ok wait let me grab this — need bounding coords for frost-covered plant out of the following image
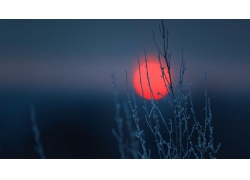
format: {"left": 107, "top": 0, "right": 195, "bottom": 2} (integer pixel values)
{"left": 111, "top": 73, "right": 139, "bottom": 159}
{"left": 112, "top": 20, "right": 220, "bottom": 159}
{"left": 30, "top": 104, "right": 46, "bottom": 159}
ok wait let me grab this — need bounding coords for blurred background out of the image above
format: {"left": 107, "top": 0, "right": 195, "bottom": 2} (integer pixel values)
{"left": 0, "top": 19, "right": 249, "bottom": 158}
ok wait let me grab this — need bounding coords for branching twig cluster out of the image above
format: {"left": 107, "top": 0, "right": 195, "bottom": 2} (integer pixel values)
{"left": 111, "top": 73, "right": 139, "bottom": 159}
{"left": 112, "top": 20, "right": 220, "bottom": 159}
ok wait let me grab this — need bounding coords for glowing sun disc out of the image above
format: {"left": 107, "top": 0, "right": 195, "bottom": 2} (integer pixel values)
{"left": 133, "top": 56, "right": 170, "bottom": 100}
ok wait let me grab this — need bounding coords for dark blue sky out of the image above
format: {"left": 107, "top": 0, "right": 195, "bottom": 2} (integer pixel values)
{"left": 0, "top": 20, "right": 250, "bottom": 158}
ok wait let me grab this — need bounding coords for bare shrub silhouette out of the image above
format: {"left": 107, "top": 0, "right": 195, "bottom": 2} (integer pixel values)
{"left": 112, "top": 20, "right": 220, "bottom": 159}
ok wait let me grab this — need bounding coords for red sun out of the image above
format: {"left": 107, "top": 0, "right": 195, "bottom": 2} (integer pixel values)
{"left": 133, "top": 56, "right": 170, "bottom": 100}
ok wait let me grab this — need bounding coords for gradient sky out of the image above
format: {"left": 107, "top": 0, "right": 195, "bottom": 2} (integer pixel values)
{"left": 1, "top": 20, "right": 249, "bottom": 94}
{"left": 0, "top": 20, "right": 250, "bottom": 158}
